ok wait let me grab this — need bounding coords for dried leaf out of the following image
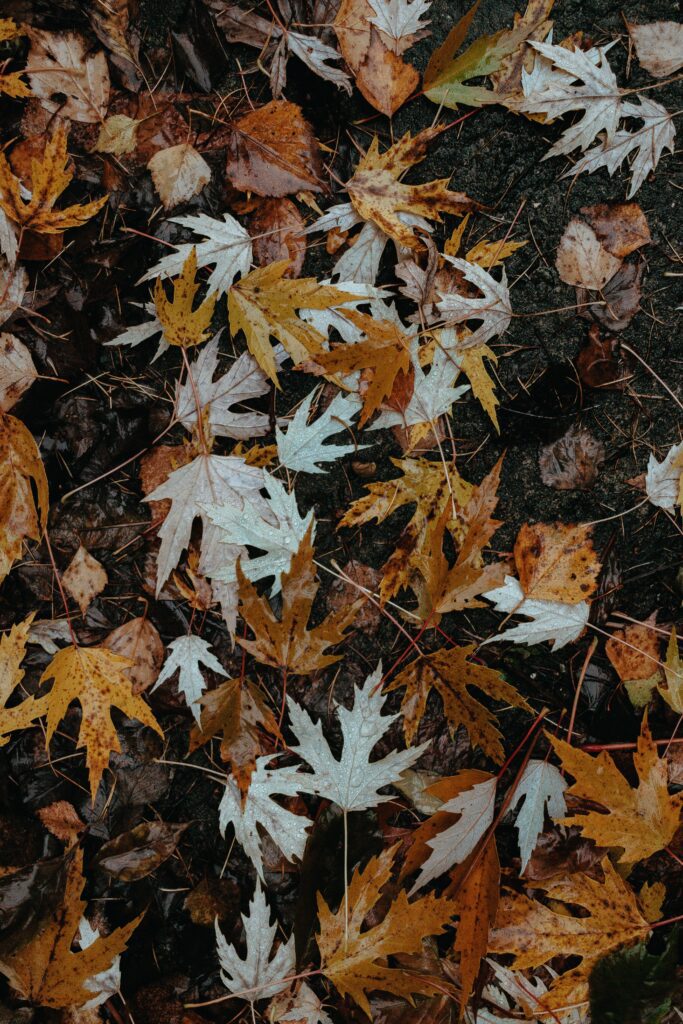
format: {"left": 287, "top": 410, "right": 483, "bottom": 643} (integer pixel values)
{"left": 539, "top": 424, "right": 606, "bottom": 491}
{"left": 102, "top": 617, "right": 164, "bottom": 694}
{"left": 62, "top": 545, "right": 108, "bottom": 616}
{"left": 226, "top": 100, "right": 323, "bottom": 196}
{"left": 0, "top": 333, "right": 36, "bottom": 412}
{"left": 94, "top": 822, "right": 188, "bottom": 881}
{"left": 580, "top": 202, "right": 650, "bottom": 258}
{"left": 556, "top": 218, "right": 622, "bottom": 291}
{"left": 0, "top": 412, "right": 49, "bottom": 583}
{"left": 514, "top": 522, "right": 601, "bottom": 603}
{"left": 454, "top": 839, "right": 500, "bottom": 1013}
{"left": 0, "top": 615, "right": 48, "bottom": 742}
{"left": 26, "top": 30, "right": 109, "bottom": 123}
{"left": 154, "top": 248, "right": 217, "bottom": 349}
{"left": 147, "top": 143, "right": 210, "bottom": 209}
{"left": 628, "top": 20, "right": 683, "bottom": 78}
{"left": 249, "top": 198, "right": 306, "bottom": 277}
{"left": 660, "top": 627, "right": 683, "bottom": 714}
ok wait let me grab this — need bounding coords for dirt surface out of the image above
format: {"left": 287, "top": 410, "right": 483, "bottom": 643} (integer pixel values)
{"left": 0, "top": 0, "right": 682, "bottom": 1019}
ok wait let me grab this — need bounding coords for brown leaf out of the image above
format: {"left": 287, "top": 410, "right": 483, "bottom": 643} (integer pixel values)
{"left": 577, "top": 260, "right": 644, "bottom": 332}
{"left": 335, "top": 0, "right": 419, "bottom": 115}
{"left": 184, "top": 876, "right": 239, "bottom": 926}
{"left": 62, "top": 545, "right": 108, "bottom": 616}
{"left": 605, "top": 614, "right": 662, "bottom": 684}
{"left": 539, "top": 424, "right": 606, "bottom": 491}
{"left": 103, "top": 616, "right": 165, "bottom": 694}
{"left": 36, "top": 803, "right": 84, "bottom": 846}
{"left": 94, "top": 822, "right": 189, "bottom": 881}
{"left": 0, "top": 412, "right": 49, "bottom": 584}
{"left": 26, "top": 30, "right": 109, "bottom": 124}
{"left": 575, "top": 325, "right": 630, "bottom": 389}
{"left": 248, "top": 198, "right": 306, "bottom": 277}
{"left": 580, "top": 202, "right": 651, "bottom": 258}
{"left": 225, "top": 100, "right": 323, "bottom": 196}
{"left": 524, "top": 825, "right": 607, "bottom": 882}
{"left": 326, "top": 560, "right": 383, "bottom": 633}
{"left": 514, "top": 521, "right": 601, "bottom": 603}
{"left": 556, "top": 218, "right": 622, "bottom": 291}
{"left": 237, "top": 525, "right": 361, "bottom": 673}
{"left": 452, "top": 840, "right": 499, "bottom": 1014}
{"left": 0, "top": 333, "right": 37, "bottom": 412}
{"left": 140, "top": 444, "right": 194, "bottom": 530}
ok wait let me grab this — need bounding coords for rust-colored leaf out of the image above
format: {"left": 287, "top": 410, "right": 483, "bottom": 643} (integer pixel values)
{"left": 225, "top": 100, "right": 323, "bottom": 196}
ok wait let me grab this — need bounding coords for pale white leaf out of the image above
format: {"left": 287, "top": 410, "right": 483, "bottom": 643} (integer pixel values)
{"left": 27, "top": 619, "right": 71, "bottom": 655}
{"left": 629, "top": 21, "right": 683, "bottom": 78}
{"left": 300, "top": 279, "right": 388, "bottom": 343}
{"left": 0, "top": 333, "right": 37, "bottom": 412}
{"left": 437, "top": 258, "right": 512, "bottom": 348}
{"left": 276, "top": 389, "right": 364, "bottom": 473}
{"left": 147, "top": 144, "right": 211, "bottom": 210}
{"left": 0, "top": 260, "right": 27, "bottom": 326}
{"left": 144, "top": 453, "right": 267, "bottom": 594}
{"left": 508, "top": 760, "right": 567, "bottom": 871}
{"left": 0, "top": 210, "right": 18, "bottom": 267}
{"left": 104, "top": 301, "right": 168, "bottom": 360}
{"left": 140, "top": 213, "right": 253, "bottom": 296}
{"left": 219, "top": 757, "right": 313, "bottom": 882}
{"left": 288, "top": 32, "right": 352, "bottom": 92}
{"left": 410, "top": 776, "right": 497, "bottom": 895}
{"left": 569, "top": 97, "right": 676, "bottom": 199}
{"left": 215, "top": 881, "right": 295, "bottom": 1003}
{"left": 204, "top": 471, "right": 313, "bottom": 596}
{"left": 366, "top": 0, "right": 431, "bottom": 54}
{"left": 26, "top": 30, "right": 109, "bottom": 123}
{"left": 287, "top": 663, "right": 429, "bottom": 813}
{"left": 646, "top": 441, "right": 683, "bottom": 512}
{"left": 482, "top": 576, "right": 590, "bottom": 650}
{"left": 373, "top": 342, "right": 469, "bottom": 430}
{"left": 77, "top": 918, "right": 121, "bottom": 1008}
{"left": 153, "top": 635, "right": 227, "bottom": 723}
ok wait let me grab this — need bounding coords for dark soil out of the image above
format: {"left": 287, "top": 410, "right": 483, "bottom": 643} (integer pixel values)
{"left": 0, "top": 0, "right": 681, "bottom": 1020}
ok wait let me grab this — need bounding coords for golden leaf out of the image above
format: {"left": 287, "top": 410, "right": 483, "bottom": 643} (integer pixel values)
{"left": 549, "top": 712, "right": 683, "bottom": 864}
{"left": 40, "top": 645, "right": 163, "bottom": 800}
{"left": 228, "top": 260, "right": 358, "bottom": 385}
{"left": 154, "top": 247, "right": 217, "bottom": 348}
{"left": 236, "top": 526, "right": 362, "bottom": 673}
{"left": 514, "top": 521, "right": 601, "bottom": 603}
{"left": 0, "top": 614, "right": 48, "bottom": 742}
{"left": 0, "top": 411, "right": 49, "bottom": 583}
{"left": 458, "top": 343, "right": 500, "bottom": 430}
{"left": 0, "top": 847, "right": 143, "bottom": 1008}
{"left": 488, "top": 859, "right": 648, "bottom": 1014}
{"left": 0, "top": 128, "right": 107, "bottom": 234}
{"left": 452, "top": 840, "right": 500, "bottom": 1016}
{"left": 317, "top": 845, "right": 457, "bottom": 1016}
{"left": 387, "top": 644, "right": 530, "bottom": 761}
{"left": 660, "top": 626, "right": 683, "bottom": 713}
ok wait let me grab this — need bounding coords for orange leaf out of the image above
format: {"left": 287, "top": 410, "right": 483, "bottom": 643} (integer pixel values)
{"left": 226, "top": 99, "right": 323, "bottom": 196}
{"left": 514, "top": 521, "right": 601, "bottom": 603}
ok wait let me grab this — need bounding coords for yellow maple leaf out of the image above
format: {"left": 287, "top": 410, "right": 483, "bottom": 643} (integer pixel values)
{"left": 339, "top": 456, "right": 473, "bottom": 603}
{"left": 659, "top": 626, "right": 683, "bottom": 713}
{"left": 0, "top": 846, "right": 143, "bottom": 1008}
{"left": 347, "top": 129, "right": 476, "bottom": 250}
{"left": 458, "top": 342, "right": 500, "bottom": 430}
{"left": 228, "top": 260, "right": 359, "bottom": 385}
{"left": 0, "top": 411, "right": 49, "bottom": 583}
{"left": 237, "top": 526, "right": 362, "bottom": 673}
{"left": 40, "top": 645, "right": 163, "bottom": 800}
{"left": 488, "top": 859, "right": 648, "bottom": 1014}
{"left": 0, "top": 613, "right": 49, "bottom": 742}
{"left": 154, "top": 247, "right": 217, "bottom": 348}
{"left": 317, "top": 845, "right": 457, "bottom": 1017}
{"left": 386, "top": 644, "right": 530, "bottom": 761}
{"left": 0, "top": 18, "right": 22, "bottom": 42}
{"left": 550, "top": 712, "right": 683, "bottom": 864}
{"left": 0, "top": 127, "right": 107, "bottom": 234}
{"left": 0, "top": 72, "right": 30, "bottom": 99}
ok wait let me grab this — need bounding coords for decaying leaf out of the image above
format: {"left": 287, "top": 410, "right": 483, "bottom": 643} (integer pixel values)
{"left": 62, "top": 545, "right": 108, "bottom": 616}
{"left": 0, "top": 847, "right": 143, "bottom": 1008}
{"left": 103, "top": 617, "right": 165, "bottom": 694}
{"left": 550, "top": 713, "right": 683, "bottom": 864}
{"left": 514, "top": 522, "right": 601, "bottom": 603}
{"left": 225, "top": 100, "right": 323, "bottom": 196}
{"left": 237, "top": 526, "right": 361, "bottom": 673}
{"left": 0, "top": 412, "right": 49, "bottom": 583}
{"left": 0, "top": 615, "right": 49, "bottom": 743}
{"left": 0, "top": 333, "right": 37, "bottom": 412}
{"left": 628, "top": 20, "right": 683, "bottom": 78}
{"left": 26, "top": 29, "right": 109, "bottom": 123}
{"left": 645, "top": 441, "right": 683, "bottom": 514}
{"left": 539, "top": 424, "right": 606, "bottom": 491}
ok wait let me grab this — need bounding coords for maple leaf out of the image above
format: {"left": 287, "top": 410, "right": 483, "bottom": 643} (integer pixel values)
{"left": 154, "top": 248, "right": 217, "bottom": 349}
{"left": 549, "top": 713, "right": 683, "bottom": 864}
{"left": 488, "top": 859, "right": 649, "bottom": 1014}
{"left": 276, "top": 390, "right": 365, "bottom": 474}
{"left": 219, "top": 754, "right": 313, "bottom": 881}
{"left": 436, "top": 258, "right": 512, "bottom": 349}
{"left": 386, "top": 644, "right": 530, "bottom": 762}
{"left": 302, "top": 310, "right": 412, "bottom": 427}
{"left": 346, "top": 130, "right": 475, "bottom": 250}
{"left": 453, "top": 838, "right": 500, "bottom": 1015}
{"left": 0, "top": 411, "right": 49, "bottom": 583}
{"left": 147, "top": 143, "right": 211, "bottom": 210}
{"left": 143, "top": 451, "right": 266, "bottom": 594}
{"left": 407, "top": 771, "right": 497, "bottom": 893}
{"left": 660, "top": 627, "right": 683, "bottom": 714}
{"left": 483, "top": 575, "right": 590, "bottom": 649}
{"left": 339, "top": 455, "right": 473, "bottom": 603}
{"left": 225, "top": 99, "right": 323, "bottom": 196}
{"left": 317, "top": 844, "right": 457, "bottom": 1015}
{"left": 0, "top": 128, "right": 108, "bottom": 235}
{"left": 516, "top": 42, "right": 623, "bottom": 156}
{"left": 26, "top": 29, "right": 109, "bottom": 123}
{"left": 175, "top": 336, "right": 280, "bottom": 441}
{"left": 645, "top": 440, "right": 683, "bottom": 513}
{"left": 366, "top": 0, "right": 431, "bottom": 54}
{"left": 0, "top": 847, "right": 143, "bottom": 1008}
{"left": 141, "top": 213, "right": 252, "bottom": 296}
{"left": 0, "top": 333, "right": 37, "bottom": 412}
{"left": 372, "top": 342, "right": 470, "bottom": 437}
{"left": 39, "top": 645, "right": 164, "bottom": 799}
{"left": 189, "top": 677, "right": 281, "bottom": 796}
{"left": 237, "top": 526, "right": 361, "bottom": 673}
{"left": 0, "top": 614, "right": 49, "bottom": 742}
{"left": 288, "top": 663, "right": 428, "bottom": 812}
{"left": 215, "top": 881, "right": 295, "bottom": 1003}
{"left": 228, "top": 260, "right": 360, "bottom": 384}
{"left": 509, "top": 760, "right": 567, "bottom": 871}
{"left": 153, "top": 635, "right": 227, "bottom": 724}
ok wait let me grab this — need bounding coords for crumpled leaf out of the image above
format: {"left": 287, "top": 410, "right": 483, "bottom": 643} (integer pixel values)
{"left": 549, "top": 712, "right": 683, "bottom": 864}
{"left": 152, "top": 635, "right": 227, "bottom": 724}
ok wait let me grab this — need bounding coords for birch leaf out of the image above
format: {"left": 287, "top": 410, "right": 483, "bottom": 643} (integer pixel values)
{"left": 147, "top": 144, "right": 210, "bottom": 209}
{"left": 509, "top": 760, "right": 567, "bottom": 871}
{"left": 153, "top": 635, "right": 227, "bottom": 724}
{"left": 628, "top": 21, "right": 683, "bottom": 78}
{"left": 26, "top": 29, "right": 109, "bottom": 123}
{"left": 0, "top": 333, "right": 37, "bottom": 412}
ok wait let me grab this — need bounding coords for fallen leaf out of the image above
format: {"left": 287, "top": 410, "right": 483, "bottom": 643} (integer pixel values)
{"left": 605, "top": 614, "right": 662, "bottom": 688}
{"left": 0, "top": 615, "right": 49, "bottom": 743}
{"left": 387, "top": 644, "right": 530, "bottom": 762}
{"left": 276, "top": 389, "right": 364, "bottom": 473}
{"left": 575, "top": 326, "right": 629, "bottom": 388}
{"left": 580, "top": 202, "right": 650, "bottom": 258}
{"left": 317, "top": 845, "right": 457, "bottom": 1015}
{"left": 453, "top": 838, "right": 500, "bottom": 1014}
{"left": 628, "top": 20, "right": 683, "bottom": 78}
{"left": 0, "top": 333, "right": 37, "bottom": 412}
{"left": 437, "top": 258, "right": 512, "bottom": 349}
{"left": 154, "top": 247, "right": 217, "bottom": 348}
{"left": 39, "top": 645, "right": 164, "bottom": 799}
{"left": 147, "top": 143, "right": 211, "bottom": 209}
{"left": 141, "top": 213, "right": 252, "bottom": 297}
{"left": 94, "top": 114, "right": 140, "bottom": 156}
{"left": 94, "top": 822, "right": 188, "bottom": 881}
{"left": 0, "top": 847, "right": 143, "bottom": 1008}
{"left": 660, "top": 626, "right": 683, "bottom": 714}
{"left": 550, "top": 712, "right": 683, "bottom": 864}
{"left": 539, "top": 424, "right": 606, "bottom": 491}
{"left": 36, "top": 802, "right": 84, "bottom": 846}
{"left": 0, "top": 412, "right": 49, "bottom": 583}
{"left": 62, "top": 545, "right": 108, "bottom": 616}
{"left": 216, "top": 881, "right": 294, "bottom": 1004}
{"left": 225, "top": 100, "right": 323, "bottom": 196}
{"left": 556, "top": 218, "right": 622, "bottom": 291}
{"left": 26, "top": 29, "right": 109, "bottom": 123}
{"left": 488, "top": 858, "right": 649, "bottom": 1014}
{"left": 514, "top": 521, "right": 601, "bottom": 603}
{"left": 483, "top": 575, "right": 590, "bottom": 649}
{"left": 509, "top": 760, "right": 567, "bottom": 871}
{"left": 577, "top": 261, "right": 644, "bottom": 333}
{"left": 103, "top": 617, "right": 164, "bottom": 694}
{"left": 153, "top": 634, "right": 227, "bottom": 723}
{"left": 249, "top": 198, "right": 306, "bottom": 277}
{"left": 645, "top": 441, "right": 683, "bottom": 514}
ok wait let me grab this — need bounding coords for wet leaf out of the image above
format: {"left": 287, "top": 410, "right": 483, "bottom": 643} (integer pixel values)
{"left": 225, "top": 100, "right": 323, "bottom": 196}
{"left": 94, "top": 821, "right": 189, "bottom": 881}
